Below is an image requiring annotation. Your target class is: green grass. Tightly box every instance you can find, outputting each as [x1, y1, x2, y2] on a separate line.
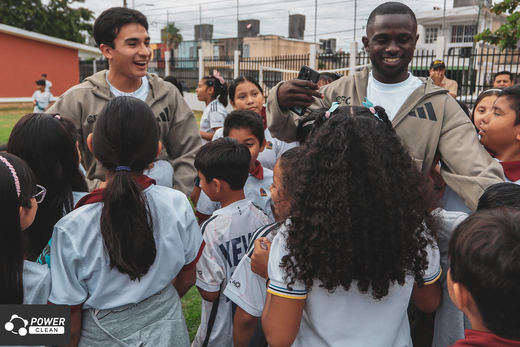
[0, 107, 32, 144]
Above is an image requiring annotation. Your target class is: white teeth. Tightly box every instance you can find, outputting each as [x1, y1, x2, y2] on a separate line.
[385, 58, 399, 62]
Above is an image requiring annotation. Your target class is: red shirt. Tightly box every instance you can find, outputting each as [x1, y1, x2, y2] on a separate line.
[451, 329, 520, 347]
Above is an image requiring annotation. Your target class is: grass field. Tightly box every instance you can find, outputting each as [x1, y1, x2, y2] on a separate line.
[0, 106, 203, 341]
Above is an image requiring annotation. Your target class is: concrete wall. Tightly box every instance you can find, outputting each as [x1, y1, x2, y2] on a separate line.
[184, 92, 234, 113]
[0, 32, 79, 98]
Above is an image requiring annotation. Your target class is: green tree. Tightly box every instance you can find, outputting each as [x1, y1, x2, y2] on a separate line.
[0, 0, 94, 44]
[162, 23, 183, 50]
[475, 0, 520, 50]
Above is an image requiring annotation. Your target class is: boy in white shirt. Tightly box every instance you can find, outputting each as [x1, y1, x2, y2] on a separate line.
[32, 79, 53, 113]
[193, 138, 271, 347]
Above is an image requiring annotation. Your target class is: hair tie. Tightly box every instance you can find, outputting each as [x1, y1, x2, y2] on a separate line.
[115, 166, 131, 172]
[0, 156, 21, 197]
[362, 97, 383, 122]
[54, 115, 61, 120]
[324, 102, 340, 119]
[212, 70, 225, 85]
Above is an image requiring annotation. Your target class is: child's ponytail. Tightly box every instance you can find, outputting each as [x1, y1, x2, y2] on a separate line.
[92, 97, 160, 281]
[204, 70, 229, 107]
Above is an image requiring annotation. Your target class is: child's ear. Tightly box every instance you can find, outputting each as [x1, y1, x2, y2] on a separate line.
[212, 178, 222, 193]
[99, 44, 113, 60]
[156, 141, 162, 158]
[87, 133, 94, 153]
[259, 138, 267, 153]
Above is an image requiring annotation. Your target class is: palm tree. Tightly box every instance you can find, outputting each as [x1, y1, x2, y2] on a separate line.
[162, 22, 183, 51]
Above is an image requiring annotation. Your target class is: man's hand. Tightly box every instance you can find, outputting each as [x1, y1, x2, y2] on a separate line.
[429, 68, 444, 87]
[277, 79, 323, 110]
[251, 237, 271, 279]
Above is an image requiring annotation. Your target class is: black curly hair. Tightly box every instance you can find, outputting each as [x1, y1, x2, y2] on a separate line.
[281, 105, 438, 299]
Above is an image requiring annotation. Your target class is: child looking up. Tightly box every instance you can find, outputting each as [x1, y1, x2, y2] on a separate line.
[48, 96, 203, 347]
[262, 105, 440, 347]
[197, 110, 275, 223]
[224, 147, 300, 347]
[448, 209, 520, 346]
[197, 70, 228, 144]
[479, 85, 520, 183]
[8, 113, 88, 261]
[193, 138, 270, 347]
[32, 79, 53, 113]
[0, 153, 50, 305]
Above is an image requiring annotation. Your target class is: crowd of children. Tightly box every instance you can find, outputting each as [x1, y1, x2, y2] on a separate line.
[3, 3, 520, 347]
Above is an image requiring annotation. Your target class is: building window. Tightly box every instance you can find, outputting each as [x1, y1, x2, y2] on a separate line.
[425, 27, 438, 44]
[243, 44, 250, 58]
[213, 45, 219, 57]
[451, 24, 476, 43]
[189, 46, 194, 58]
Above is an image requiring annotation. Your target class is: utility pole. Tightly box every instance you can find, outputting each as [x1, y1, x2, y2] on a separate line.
[166, 11, 170, 53]
[353, 0, 357, 43]
[123, 0, 127, 8]
[237, 0, 239, 51]
[314, 0, 317, 44]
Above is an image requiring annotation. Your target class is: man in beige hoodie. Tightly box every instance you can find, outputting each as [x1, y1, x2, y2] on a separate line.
[267, 2, 503, 211]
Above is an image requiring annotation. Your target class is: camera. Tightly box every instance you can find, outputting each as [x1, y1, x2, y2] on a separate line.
[290, 65, 320, 117]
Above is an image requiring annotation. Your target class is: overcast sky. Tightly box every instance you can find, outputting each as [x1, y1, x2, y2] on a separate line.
[75, 0, 452, 51]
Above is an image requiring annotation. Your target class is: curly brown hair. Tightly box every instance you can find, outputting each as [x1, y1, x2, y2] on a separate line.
[281, 105, 438, 299]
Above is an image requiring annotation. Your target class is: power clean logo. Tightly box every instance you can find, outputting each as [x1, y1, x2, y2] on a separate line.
[0, 305, 70, 346]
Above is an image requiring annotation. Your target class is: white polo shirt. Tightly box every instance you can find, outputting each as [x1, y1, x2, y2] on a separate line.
[267, 224, 441, 347]
[193, 199, 270, 347]
[23, 261, 51, 304]
[49, 183, 203, 310]
[200, 100, 227, 144]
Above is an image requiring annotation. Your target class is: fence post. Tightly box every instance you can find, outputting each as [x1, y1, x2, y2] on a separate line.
[198, 48, 204, 81]
[435, 36, 445, 60]
[234, 50, 241, 79]
[165, 51, 171, 76]
[93, 59, 97, 75]
[350, 42, 358, 73]
[309, 44, 317, 70]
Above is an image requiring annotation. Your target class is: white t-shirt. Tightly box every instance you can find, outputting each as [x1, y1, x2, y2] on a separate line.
[267, 224, 441, 347]
[23, 261, 51, 304]
[144, 160, 174, 188]
[49, 184, 203, 310]
[193, 199, 271, 347]
[32, 91, 53, 113]
[45, 80, 52, 93]
[106, 74, 150, 102]
[200, 100, 227, 145]
[196, 165, 274, 222]
[366, 72, 423, 121]
[223, 221, 282, 317]
[212, 128, 298, 170]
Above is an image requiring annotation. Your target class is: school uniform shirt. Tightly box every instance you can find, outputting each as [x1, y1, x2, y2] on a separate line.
[32, 90, 53, 113]
[193, 199, 271, 347]
[223, 221, 282, 317]
[496, 158, 520, 184]
[267, 223, 441, 347]
[45, 80, 52, 93]
[23, 261, 51, 304]
[49, 179, 204, 310]
[450, 329, 520, 347]
[196, 161, 275, 222]
[144, 159, 174, 188]
[200, 100, 228, 145]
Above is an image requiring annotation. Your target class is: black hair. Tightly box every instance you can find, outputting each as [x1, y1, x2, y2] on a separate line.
[477, 182, 520, 211]
[498, 84, 520, 125]
[367, 2, 417, 28]
[282, 105, 438, 299]
[494, 71, 513, 82]
[8, 113, 88, 261]
[195, 137, 250, 191]
[449, 209, 520, 339]
[295, 107, 333, 145]
[0, 153, 37, 304]
[41, 74, 47, 78]
[92, 96, 159, 281]
[163, 76, 184, 97]
[318, 72, 342, 85]
[202, 73, 229, 107]
[229, 75, 264, 102]
[0, 144, 7, 152]
[35, 79, 45, 86]
[93, 7, 148, 49]
[223, 109, 265, 143]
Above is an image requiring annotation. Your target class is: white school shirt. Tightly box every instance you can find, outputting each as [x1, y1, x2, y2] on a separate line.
[366, 72, 423, 121]
[49, 183, 203, 310]
[267, 224, 441, 347]
[193, 199, 270, 347]
[212, 128, 298, 170]
[45, 80, 52, 93]
[144, 160, 174, 188]
[23, 261, 51, 304]
[223, 221, 282, 317]
[200, 100, 227, 145]
[32, 91, 53, 113]
[106, 74, 150, 102]
[196, 165, 274, 222]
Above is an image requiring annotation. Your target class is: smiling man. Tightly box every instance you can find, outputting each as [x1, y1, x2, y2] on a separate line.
[48, 7, 201, 195]
[267, 2, 504, 211]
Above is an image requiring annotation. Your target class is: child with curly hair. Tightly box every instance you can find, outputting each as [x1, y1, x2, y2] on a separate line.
[260, 105, 441, 347]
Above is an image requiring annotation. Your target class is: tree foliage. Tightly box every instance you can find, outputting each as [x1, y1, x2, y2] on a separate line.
[475, 0, 520, 50]
[0, 0, 94, 44]
[162, 23, 183, 50]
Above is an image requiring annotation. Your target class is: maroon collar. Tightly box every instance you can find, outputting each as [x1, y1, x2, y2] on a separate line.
[487, 150, 520, 182]
[74, 175, 156, 209]
[250, 160, 264, 180]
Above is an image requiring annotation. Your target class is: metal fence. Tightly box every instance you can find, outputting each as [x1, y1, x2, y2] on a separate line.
[78, 48, 518, 105]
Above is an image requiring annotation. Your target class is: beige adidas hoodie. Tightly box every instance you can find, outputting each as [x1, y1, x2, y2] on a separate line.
[267, 67, 504, 211]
